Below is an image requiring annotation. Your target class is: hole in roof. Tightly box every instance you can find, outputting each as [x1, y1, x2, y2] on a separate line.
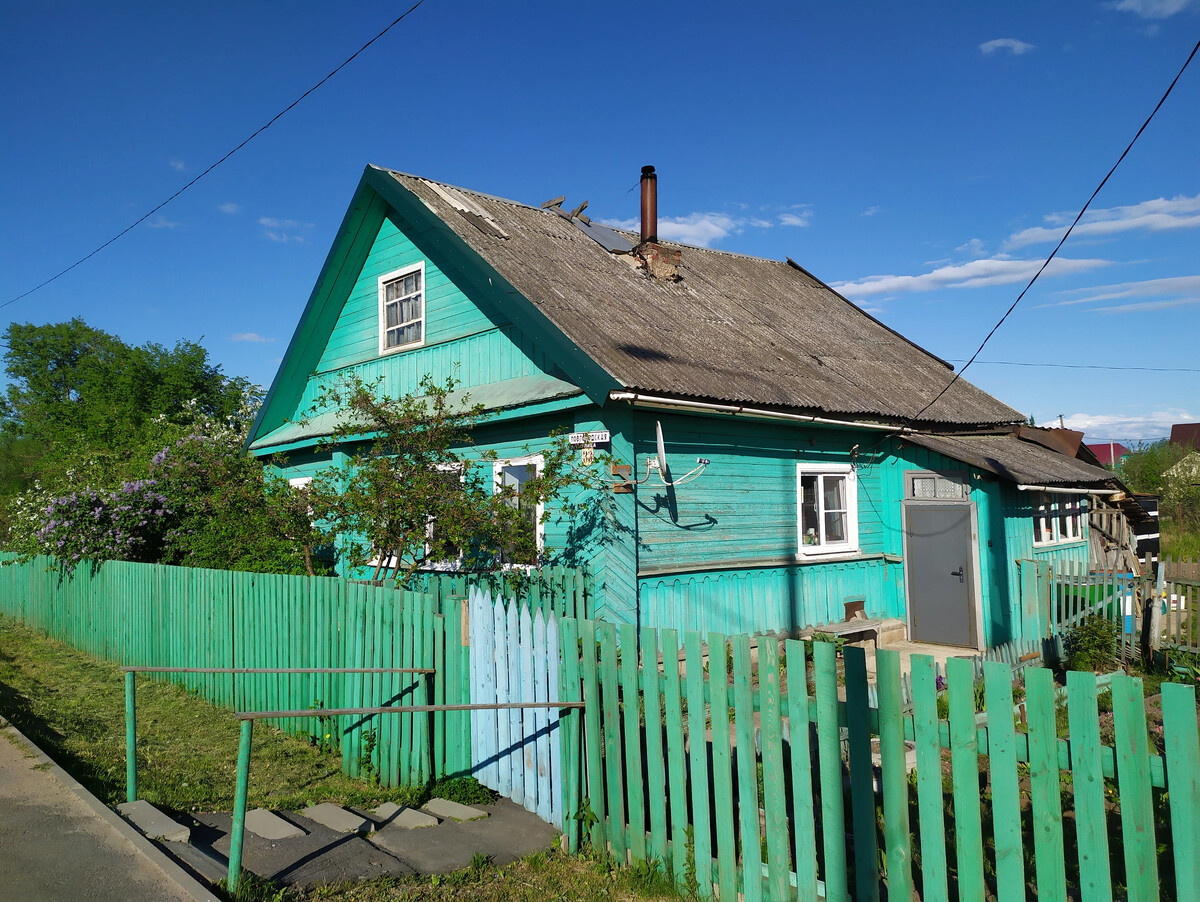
[617, 344, 672, 362]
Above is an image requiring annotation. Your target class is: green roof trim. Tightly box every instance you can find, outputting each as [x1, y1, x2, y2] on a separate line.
[248, 372, 584, 453]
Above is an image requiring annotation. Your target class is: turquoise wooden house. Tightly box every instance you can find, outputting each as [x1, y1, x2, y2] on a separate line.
[246, 165, 1121, 649]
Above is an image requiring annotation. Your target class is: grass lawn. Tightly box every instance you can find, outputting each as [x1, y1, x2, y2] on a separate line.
[0, 614, 684, 902]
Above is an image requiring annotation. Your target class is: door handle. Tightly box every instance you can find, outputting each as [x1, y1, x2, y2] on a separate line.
[950, 568, 964, 583]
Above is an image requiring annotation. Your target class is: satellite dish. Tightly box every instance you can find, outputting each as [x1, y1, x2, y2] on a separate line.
[655, 420, 672, 483]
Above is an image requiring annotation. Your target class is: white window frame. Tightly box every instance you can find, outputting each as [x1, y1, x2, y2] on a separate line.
[493, 454, 545, 563]
[1032, 492, 1086, 546]
[377, 262, 426, 356]
[796, 463, 859, 557]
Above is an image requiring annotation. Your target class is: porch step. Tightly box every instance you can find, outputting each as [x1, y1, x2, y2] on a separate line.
[116, 800, 190, 843]
[421, 798, 488, 822]
[300, 803, 373, 834]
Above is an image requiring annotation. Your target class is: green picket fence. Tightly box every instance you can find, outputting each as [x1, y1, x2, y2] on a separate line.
[557, 622, 1200, 901]
[0, 556, 473, 785]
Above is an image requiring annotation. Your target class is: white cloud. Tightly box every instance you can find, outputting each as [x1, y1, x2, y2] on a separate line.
[1109, 0, 1196, 19]
[1060, 409, 1191, 443]
[956, 238, 987, 258]
[231, 332, 274, 343]
[832, 255, 1111, 299]
[218, 202, 241, 215]
[169, 159, 186, 171]
[1095, 296, 1200, 314]
[603, 212, 767, 247]
[1006, 192, 1200, 248]
[980, 38, 1035, 55]
[1038, 274, 1200, 307]
[146, 216, 180, 229]
[258, 217, 312, 230]
[779, 211, 812, 228]
[258, 216, 314, 243]
[862, 206, 881, 217]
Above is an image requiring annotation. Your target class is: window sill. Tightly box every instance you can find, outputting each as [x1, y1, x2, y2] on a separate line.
[795, 549, 863, 563]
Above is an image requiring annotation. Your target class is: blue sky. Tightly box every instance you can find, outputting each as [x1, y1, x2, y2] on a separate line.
[3, 1, 1199, 443]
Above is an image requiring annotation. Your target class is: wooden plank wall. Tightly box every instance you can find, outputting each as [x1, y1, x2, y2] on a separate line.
[560, 623, 1199, 900]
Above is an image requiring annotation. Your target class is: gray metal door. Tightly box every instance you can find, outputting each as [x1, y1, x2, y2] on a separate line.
[906, 504, 975, 646]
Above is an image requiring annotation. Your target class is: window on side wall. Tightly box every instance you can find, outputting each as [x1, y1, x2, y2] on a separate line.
[378, 263, 425, 354]
[797, 464, 858, 556]
[1032, 492, 1086, 545]
[425, 463, 465, 570]
[494, 455, 544, 565]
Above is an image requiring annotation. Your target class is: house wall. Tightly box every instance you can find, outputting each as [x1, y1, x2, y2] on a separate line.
[303, 212, 570, 413]
[628, 411, 905, 634]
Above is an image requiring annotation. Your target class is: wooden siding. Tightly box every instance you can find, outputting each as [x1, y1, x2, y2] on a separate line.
[633, 412, 885, 570]
[318, 213, 503, 372]
[639, 557, 904, 635]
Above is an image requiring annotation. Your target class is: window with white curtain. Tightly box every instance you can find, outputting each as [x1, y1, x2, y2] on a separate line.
[797, 464, 858, 555]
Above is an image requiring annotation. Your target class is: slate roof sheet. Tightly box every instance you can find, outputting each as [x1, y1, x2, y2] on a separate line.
[904, 432, 1119, 487]
[381, 167, 1024, 427]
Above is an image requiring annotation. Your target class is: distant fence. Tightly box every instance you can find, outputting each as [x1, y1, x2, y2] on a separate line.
[1049, 555, 1200, 656]
[559, 622, 1199, 901]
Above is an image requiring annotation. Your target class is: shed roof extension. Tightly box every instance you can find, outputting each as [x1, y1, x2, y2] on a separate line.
[378, 167, 1023, 427]
[903, 432, 1118, 488]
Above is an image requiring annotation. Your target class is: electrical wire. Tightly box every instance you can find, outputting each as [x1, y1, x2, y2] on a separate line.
[2, 0, 428, 311]
[950, 359, 1200, 374]
[910, 33, 1200, 423]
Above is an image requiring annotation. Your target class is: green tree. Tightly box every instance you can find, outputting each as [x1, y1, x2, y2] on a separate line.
[1117, 439, 1188, 495]
[308, 375, 593, 583]
[0, 318, 254, 491]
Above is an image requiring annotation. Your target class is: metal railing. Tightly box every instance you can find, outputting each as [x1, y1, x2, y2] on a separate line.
[226, 700, 584, 892]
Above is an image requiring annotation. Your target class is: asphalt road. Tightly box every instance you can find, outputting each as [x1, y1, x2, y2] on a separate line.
[0, 725, 195, 902]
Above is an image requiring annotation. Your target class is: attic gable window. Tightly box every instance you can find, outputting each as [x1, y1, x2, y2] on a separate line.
[378, 263, 425, 354]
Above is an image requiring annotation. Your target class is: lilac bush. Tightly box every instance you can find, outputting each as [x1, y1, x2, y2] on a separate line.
[33, 480, 171, 567]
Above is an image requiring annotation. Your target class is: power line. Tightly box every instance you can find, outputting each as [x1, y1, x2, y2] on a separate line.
[2, 0, 428, 311]
[911, 33, 1200, 422]
[951, 359, 1200, 374]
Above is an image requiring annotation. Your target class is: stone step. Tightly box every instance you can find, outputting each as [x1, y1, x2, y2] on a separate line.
[245, 808, 306, 840]
[421, 797, 488, 822]
[372, 802, 438, 830]
[168, 841, 229, 885]
[300, 803, 373, 834]
[116, 800, 190, 843]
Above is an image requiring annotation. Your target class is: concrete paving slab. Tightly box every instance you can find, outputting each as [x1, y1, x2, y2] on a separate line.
[168, 842, 229, 885]
[193, 811, 413, 887]
[245, 807, 306, 840]
[117, 799, 191, 843]
[422, 797, 488, 822]
[301, 802, 372, 834]
[372, 799, 556, 874]
[372, 803, 438, 830]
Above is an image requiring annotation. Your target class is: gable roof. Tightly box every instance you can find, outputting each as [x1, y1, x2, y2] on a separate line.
[379, 168, 1021, 426]
[248, 165, 1025, 449]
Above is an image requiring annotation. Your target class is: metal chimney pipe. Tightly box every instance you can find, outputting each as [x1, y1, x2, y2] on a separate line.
[640, 165, 657, 243]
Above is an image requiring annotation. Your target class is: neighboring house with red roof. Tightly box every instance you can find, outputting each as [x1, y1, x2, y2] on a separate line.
[1169, 423, 1200, 451]
[1085, 442, 1131, 468]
